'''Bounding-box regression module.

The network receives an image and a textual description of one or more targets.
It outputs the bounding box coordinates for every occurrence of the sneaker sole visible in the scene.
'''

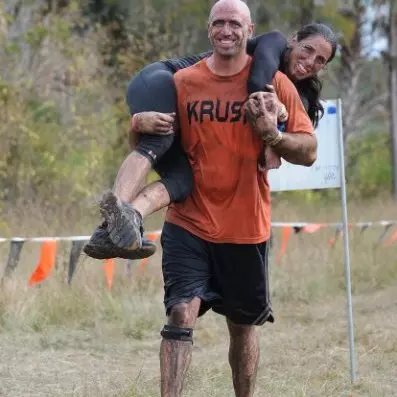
[83,244,114,260]
[100,191,142,250]
[84,243,156,260]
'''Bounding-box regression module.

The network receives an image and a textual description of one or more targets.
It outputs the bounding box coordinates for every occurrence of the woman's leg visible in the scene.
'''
[130,138,194,218]
[99,63,194,252]
[113,62,177,205]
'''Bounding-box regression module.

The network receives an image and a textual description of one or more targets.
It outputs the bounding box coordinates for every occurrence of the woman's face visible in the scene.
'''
[287,35,333,81]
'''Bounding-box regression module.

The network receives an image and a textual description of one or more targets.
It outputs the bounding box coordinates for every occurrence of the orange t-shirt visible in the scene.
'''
[166,58,313,244]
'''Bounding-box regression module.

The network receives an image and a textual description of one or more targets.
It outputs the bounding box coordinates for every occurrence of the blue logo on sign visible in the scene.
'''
[327,106,337,115]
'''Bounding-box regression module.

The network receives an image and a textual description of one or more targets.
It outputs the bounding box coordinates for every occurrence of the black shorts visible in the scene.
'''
[161,222,274,326]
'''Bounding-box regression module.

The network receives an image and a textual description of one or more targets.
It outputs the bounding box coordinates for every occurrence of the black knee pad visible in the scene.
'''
[160,325,193,343]
[135,133,175,164]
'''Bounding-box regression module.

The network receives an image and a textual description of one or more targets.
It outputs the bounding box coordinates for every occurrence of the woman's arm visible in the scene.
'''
[247,30,288,94]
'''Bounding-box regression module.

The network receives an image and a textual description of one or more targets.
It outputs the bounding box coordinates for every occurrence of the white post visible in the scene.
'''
[337,98,357,383]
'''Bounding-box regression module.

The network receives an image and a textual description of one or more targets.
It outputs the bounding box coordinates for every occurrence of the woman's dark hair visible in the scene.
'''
[289,23,338,128]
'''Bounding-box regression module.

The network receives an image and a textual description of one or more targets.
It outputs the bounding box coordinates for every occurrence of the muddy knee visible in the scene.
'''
[161,298,201,343]
[168,298,201,327]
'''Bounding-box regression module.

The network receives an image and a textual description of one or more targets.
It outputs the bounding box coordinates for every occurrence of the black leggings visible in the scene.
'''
[126,31,287,202]
[126,62,193,202]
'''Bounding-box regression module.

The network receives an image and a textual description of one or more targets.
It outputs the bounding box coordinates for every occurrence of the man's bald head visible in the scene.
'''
[207,0,253,61]
[209,0,252,24]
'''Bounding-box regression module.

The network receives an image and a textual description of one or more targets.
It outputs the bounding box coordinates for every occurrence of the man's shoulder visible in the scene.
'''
[174,59,207,82]
[271,71,292,87]
[271,71,299,96]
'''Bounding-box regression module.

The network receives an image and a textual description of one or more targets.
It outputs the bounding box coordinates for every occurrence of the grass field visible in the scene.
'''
[0,198,396,397]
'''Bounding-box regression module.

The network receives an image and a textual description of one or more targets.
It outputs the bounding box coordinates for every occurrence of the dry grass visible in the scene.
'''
[0,199,396,397]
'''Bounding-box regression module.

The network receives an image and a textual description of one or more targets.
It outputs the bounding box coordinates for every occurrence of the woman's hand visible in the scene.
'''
[262,85,288,122]
[245,91,279,139]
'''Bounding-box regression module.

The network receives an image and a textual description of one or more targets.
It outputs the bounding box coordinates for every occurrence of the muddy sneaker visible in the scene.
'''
[99,191,143,250]
[83,222,156,260]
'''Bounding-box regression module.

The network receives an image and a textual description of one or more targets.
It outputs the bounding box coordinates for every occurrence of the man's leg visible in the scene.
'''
[210,240,273,397]
[159,222,221,397]
[227,319,260,397]
[160,298,201,397]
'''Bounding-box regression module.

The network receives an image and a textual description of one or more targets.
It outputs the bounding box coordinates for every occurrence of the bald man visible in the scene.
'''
[158,1,315,396]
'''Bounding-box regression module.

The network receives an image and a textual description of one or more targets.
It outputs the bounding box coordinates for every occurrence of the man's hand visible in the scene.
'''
[131,111,176,135]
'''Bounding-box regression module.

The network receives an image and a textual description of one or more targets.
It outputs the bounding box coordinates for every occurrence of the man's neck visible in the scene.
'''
[206,52,250,76]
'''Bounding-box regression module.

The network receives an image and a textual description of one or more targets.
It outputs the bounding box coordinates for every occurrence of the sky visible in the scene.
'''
[364,4,388,57]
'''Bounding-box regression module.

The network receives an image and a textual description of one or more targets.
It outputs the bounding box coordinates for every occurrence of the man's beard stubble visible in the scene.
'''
[210,38,247,59]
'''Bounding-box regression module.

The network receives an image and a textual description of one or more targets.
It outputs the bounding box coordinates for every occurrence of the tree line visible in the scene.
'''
[0,0,395,228]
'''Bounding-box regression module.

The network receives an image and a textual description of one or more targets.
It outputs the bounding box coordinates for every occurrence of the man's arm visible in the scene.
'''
[127,111,176,149]
[246,97,317,166]
[272,132,317,166]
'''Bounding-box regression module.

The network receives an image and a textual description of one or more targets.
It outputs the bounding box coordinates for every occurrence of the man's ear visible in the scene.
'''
[248,22,255,38]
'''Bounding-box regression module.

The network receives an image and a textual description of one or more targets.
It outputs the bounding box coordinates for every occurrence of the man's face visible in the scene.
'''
[208,7,253,58]
[287,35,333,81]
